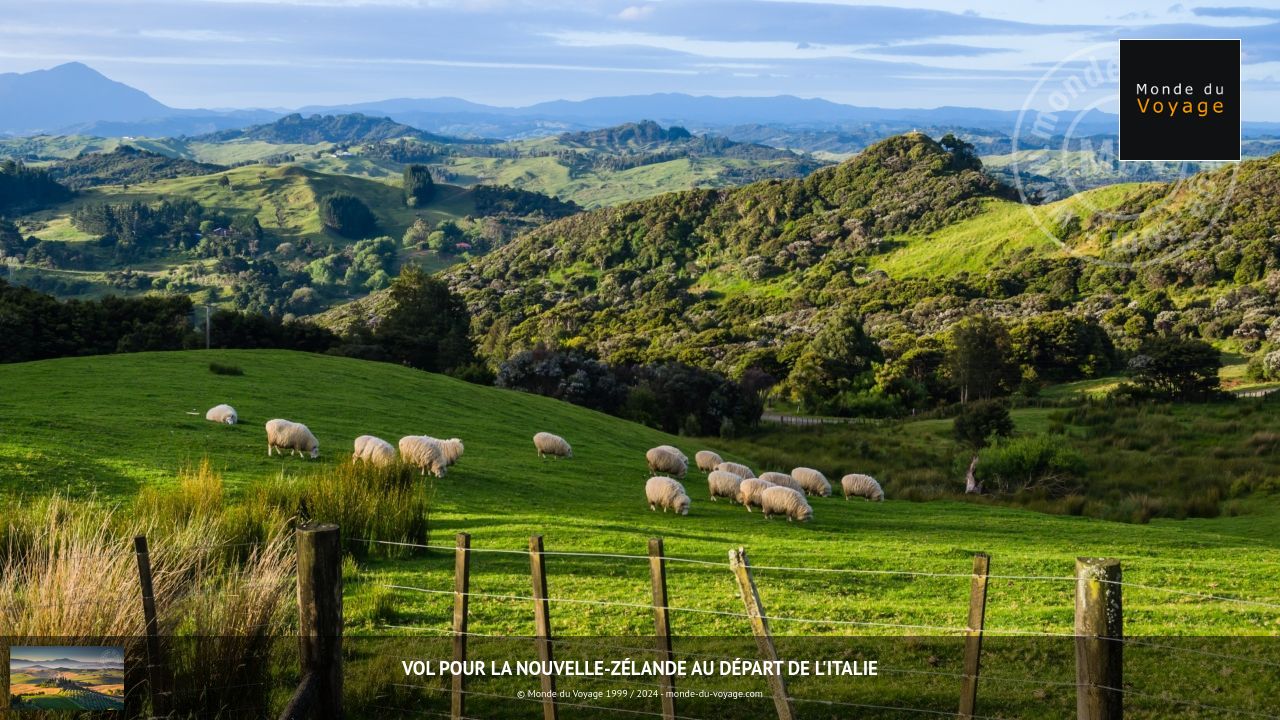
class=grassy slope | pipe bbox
[868,183,1152,278]
[1,350,1277,641]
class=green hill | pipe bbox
[195,112,472,145]
[48,145,225,189]
[1,349,1278,642]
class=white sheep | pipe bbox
[791,467,832,497]
[646,446,688,478]
[695,450,723,473]
[533,432,573,459]
[759,471,804,493]
[399,435,449,477]
[737,477,776,512]
[716,461,755,479]
[760,486,813,522]
[439,438,465,466]
[265,419,319,459]
[841,474,884,502]
[205,404,238,425]
[645,476,691,515]
[656,445,689,464]
[707,470,743,503]
[353,435,396,467]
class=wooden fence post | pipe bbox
[529,535,558,720]
[1075,558,1122,720]
[133,535,169,717]
[452,533,471,720]
[648,538,677,720]
[958,552,990,719]
[296,523,343,720]
[728,547,795,720]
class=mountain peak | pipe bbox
[0,62,172,134]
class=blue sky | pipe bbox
[1,1,1278,117]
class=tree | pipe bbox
[1127,336,1221,401]
[787,307,881,412]
[953,399,1014,493]
[373,265,476,372]
[944,314,1020,403]
[318,192,377,239]
[403,164,434,207]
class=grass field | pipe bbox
[1,349,1278,643]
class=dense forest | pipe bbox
[0,159,72,214]
[49,146,225,189]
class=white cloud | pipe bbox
[618,5,653,21]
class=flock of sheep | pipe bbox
[204,407,882,524]
[641,446,883,523]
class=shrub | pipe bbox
[318,191,378,239]
[971,435,1087,496]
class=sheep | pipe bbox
[656,445,689,464]
[707,470,743,503]
[791,467,832,497]
[716,461,756,479]
[205,404,238,425]
[439,438,465,466]
[759,471,804,493]
[265,419,319,459]
[646,446,688,478]
[533,432,573,459]
[737,477,776,512]
[695,450,723,473]
[399,435,449,477]
[645,476,691,515]
[353,435,396,467]
[760,486,813,522]
[841,473,884,502]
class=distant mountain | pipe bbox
[10,657,119,670]
[0,63,172,134]
[195,113,471,145]
[61,110,283,139]
[560,120,694,148]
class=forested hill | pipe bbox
[559,119,814,162]
[196,113,475,145]
[448,132,1010,359]
[447,131,1280,415]
[49,146,225,189]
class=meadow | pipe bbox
[2,350,1278,717]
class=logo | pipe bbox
[1120,39,1241,161]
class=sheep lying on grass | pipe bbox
[791,467,832,497]
[695,450,723,473]
[206,404,238,425]
[760,486,813,522]
[533,432,573,459]
[707,470,743,503]
[353,435,396,467]
[759,471,803,493]
[399,435,449,477]
[647,446,688,478]
[716,461,755,479]
[265,419,319,459]
[737,478,775,512]
[841,474,884,502]
[646,476,691,515]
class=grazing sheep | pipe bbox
[841,474,884,502]
[439,438,465,466]
[759,471,804,493]
[716,461,756,479]
[707,470,743,503]
[760,486,814,522]
[265,419,319,459]
[656,445,689,463]
[695,450,724,473]
[399,435,449,477]
[791,467,832,497]
[533,432,573,459]
[205,404,238,425]
[737,477,776,512]
[646,446,688,478]
[353,435,396,467]
[645,476,691,515]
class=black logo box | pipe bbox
[1119,39,1241,162]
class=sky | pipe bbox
[10,646,124,665]
[1,0,1279,117]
